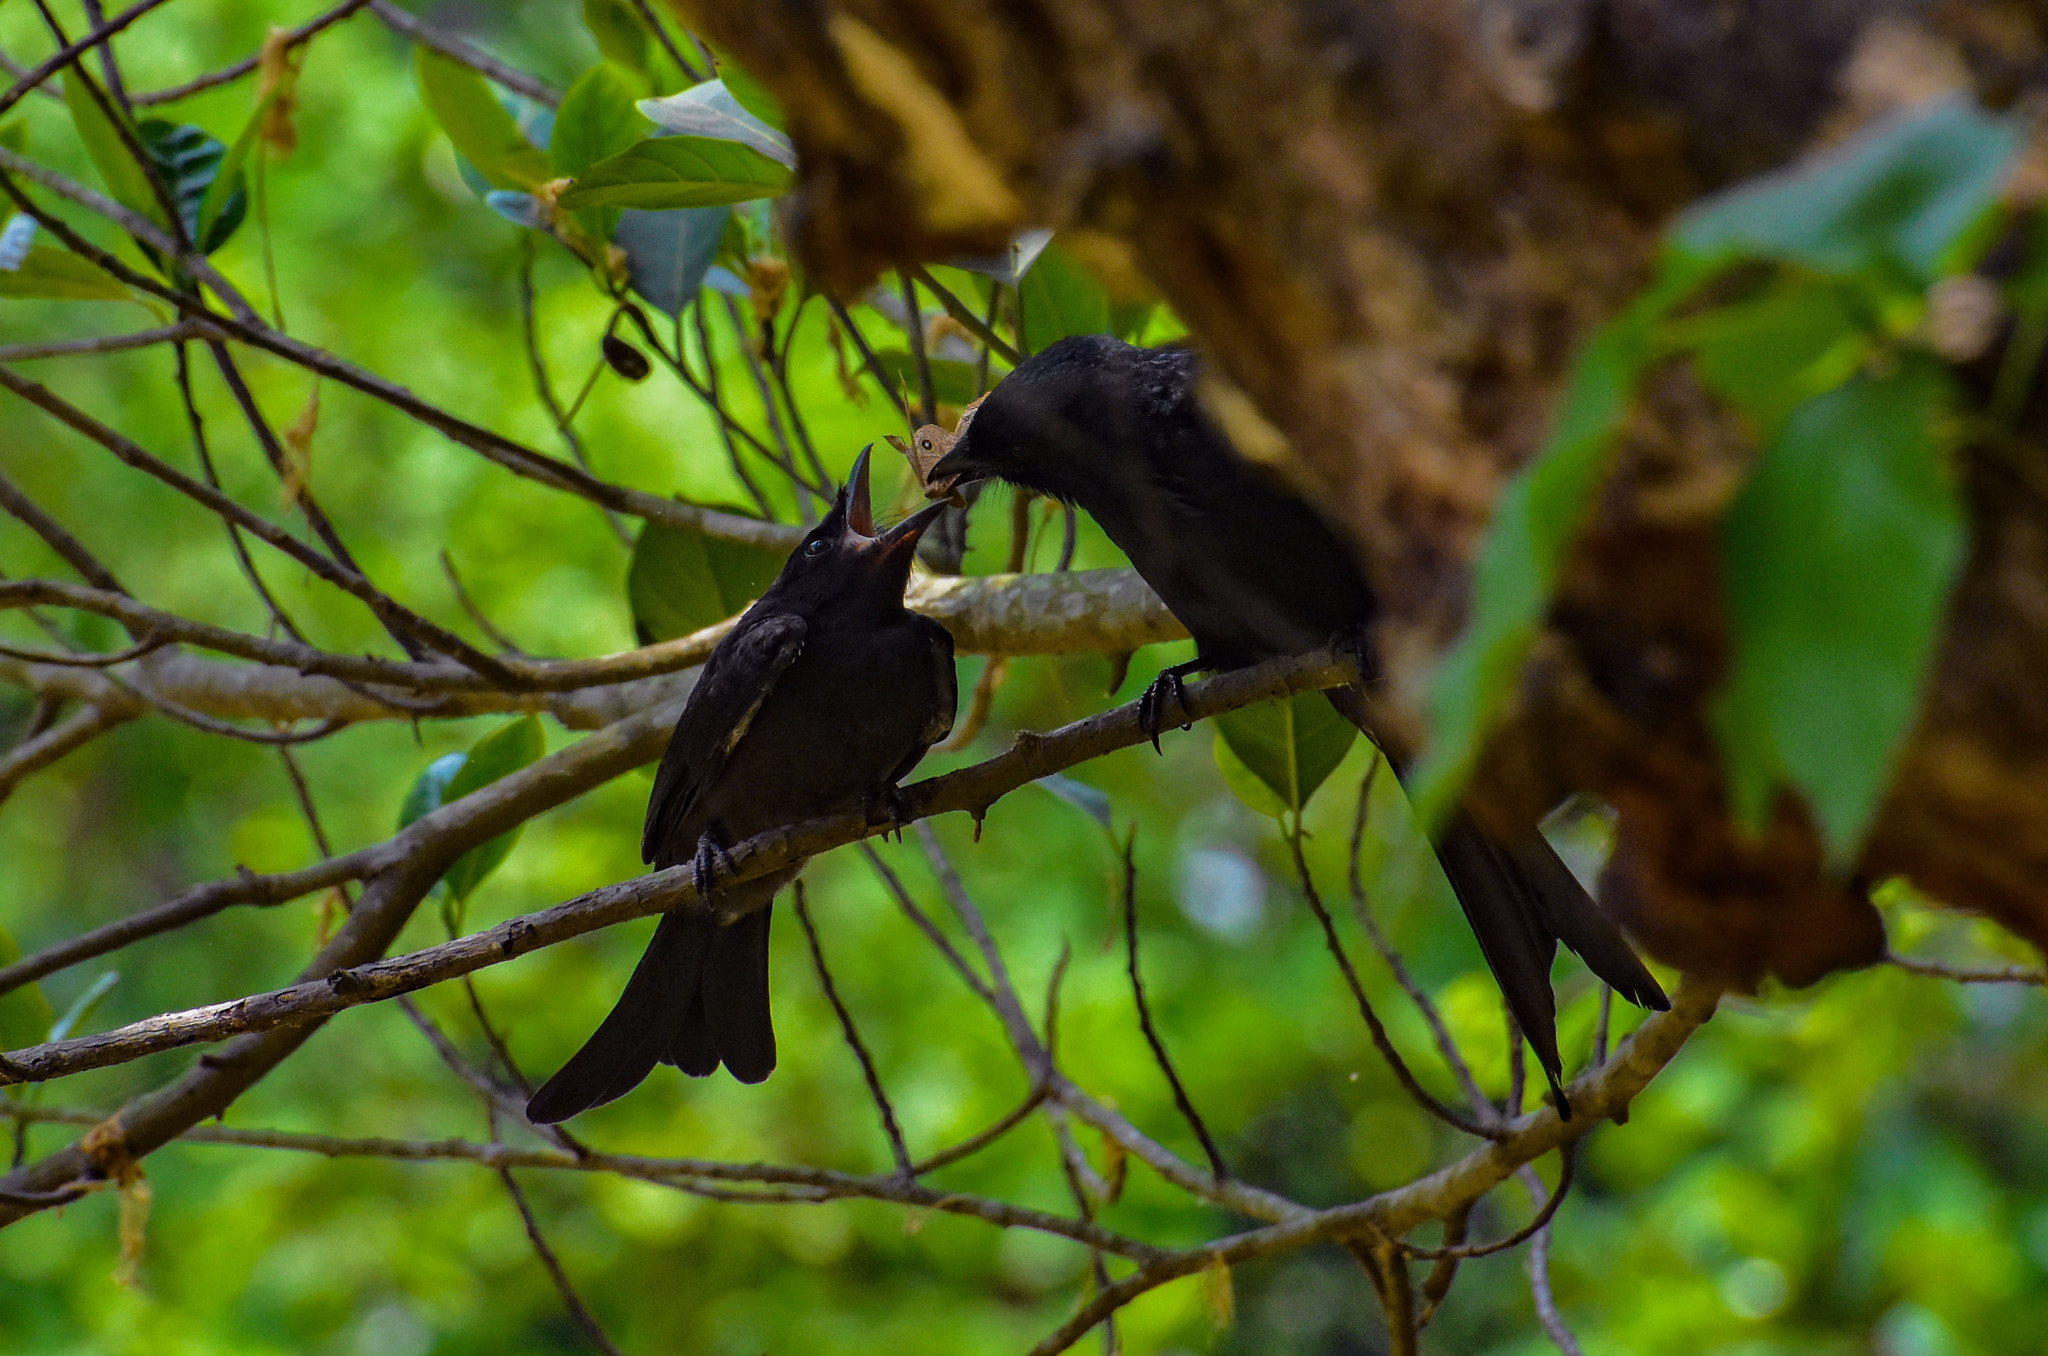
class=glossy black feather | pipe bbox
[932,335,1666,1107]
[527,463,954,1122]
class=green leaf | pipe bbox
[439,716,547,905]
[47,970,118,1042]
[1673,279,1872,441]
[715,60,785,131]
[0,245,131,301]
[138,119,245,254]
[196,75,294,253]
[1714,357,1966,861]
[616,205,728,316]
[1213,732,1287,820]
[583,0,648,74]
[0,924,54,1054]
[64,72,166,227]
[628,518,786,643]
[637,81,793,168]
[1412,255,1718,826]
[415,47,553,191]
[1016,240,1111,355]
[553,63,647,243]
[553,64,647,178]
[558,134,792,210]
[1213,693,1356,818]
[397,719,547,915]
[397,751,467,832]
[0,118,26,153]
[1674,96,2020,284]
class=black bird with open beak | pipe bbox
[927,335,1666,1114]
[528,449,956,1122]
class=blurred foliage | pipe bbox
[0,5,2044,1356]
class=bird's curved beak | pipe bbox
[845,444,876,537]
[923,441,981,504]
[878,498,948,555]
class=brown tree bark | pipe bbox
[671,0,2048,986]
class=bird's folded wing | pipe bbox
[642,611,807,866]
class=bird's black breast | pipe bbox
[663,611,952,861]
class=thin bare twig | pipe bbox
[439,551,528,656]
[898,271,938,426]
[1521,1164,1583,1356]
[1119,830,1228,1179]
[794,882,914,1177]
[0,325,199,362]
[1885,951,2048,984]
[0,0,179,121]
[366,0,558,106]
[129,0,374,105]
[1287,828,1501,1140]
[1346,760,1495,1123]
[912,266,1021,367]
[500,1168,628,1356]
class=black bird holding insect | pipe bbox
[926,334,1666,1112]
[527,448,956,1123]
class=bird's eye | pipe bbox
[919,438,933,451]
[804,538,830,557]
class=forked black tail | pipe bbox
[1324,686,1668,1117]
[526,881,782,1124]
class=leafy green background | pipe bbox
[1,5,2045,1356]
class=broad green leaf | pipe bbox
[0,924,54,1054]
[138,119,245,254]
[196,72,295,251]
[1110,299,1156,344]
[553,64,646,178]
[583,0,648,74]
[558,134,792,211]
[628,518,785,643]
[636,81,794,167]
[716,60,785,131]
[616,205,728,316]
[1715,357,1966,861]
[398,751,467,831]
[1212,729,1286,819]
[1214,692,1356,818]
[64,72,166,227]
[1413,255,1717,827]
[875,349,980,406]
[397,719,547,913]
[46,970,118,1042]
[554,63,647,243]
[0,118,25,153]
[1016,240,1111,355]
[0,245,131,300]
[415,48,553,191]
[1673,279,1872,440]
[1675,97,2019,284]
[439,716,547,905]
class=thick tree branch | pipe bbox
[0,651,1352,1089]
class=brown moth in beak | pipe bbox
[885,394,984,504]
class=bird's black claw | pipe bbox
[865,785,913,842]
[691,831,736,900]
[1137,663,1199,754]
